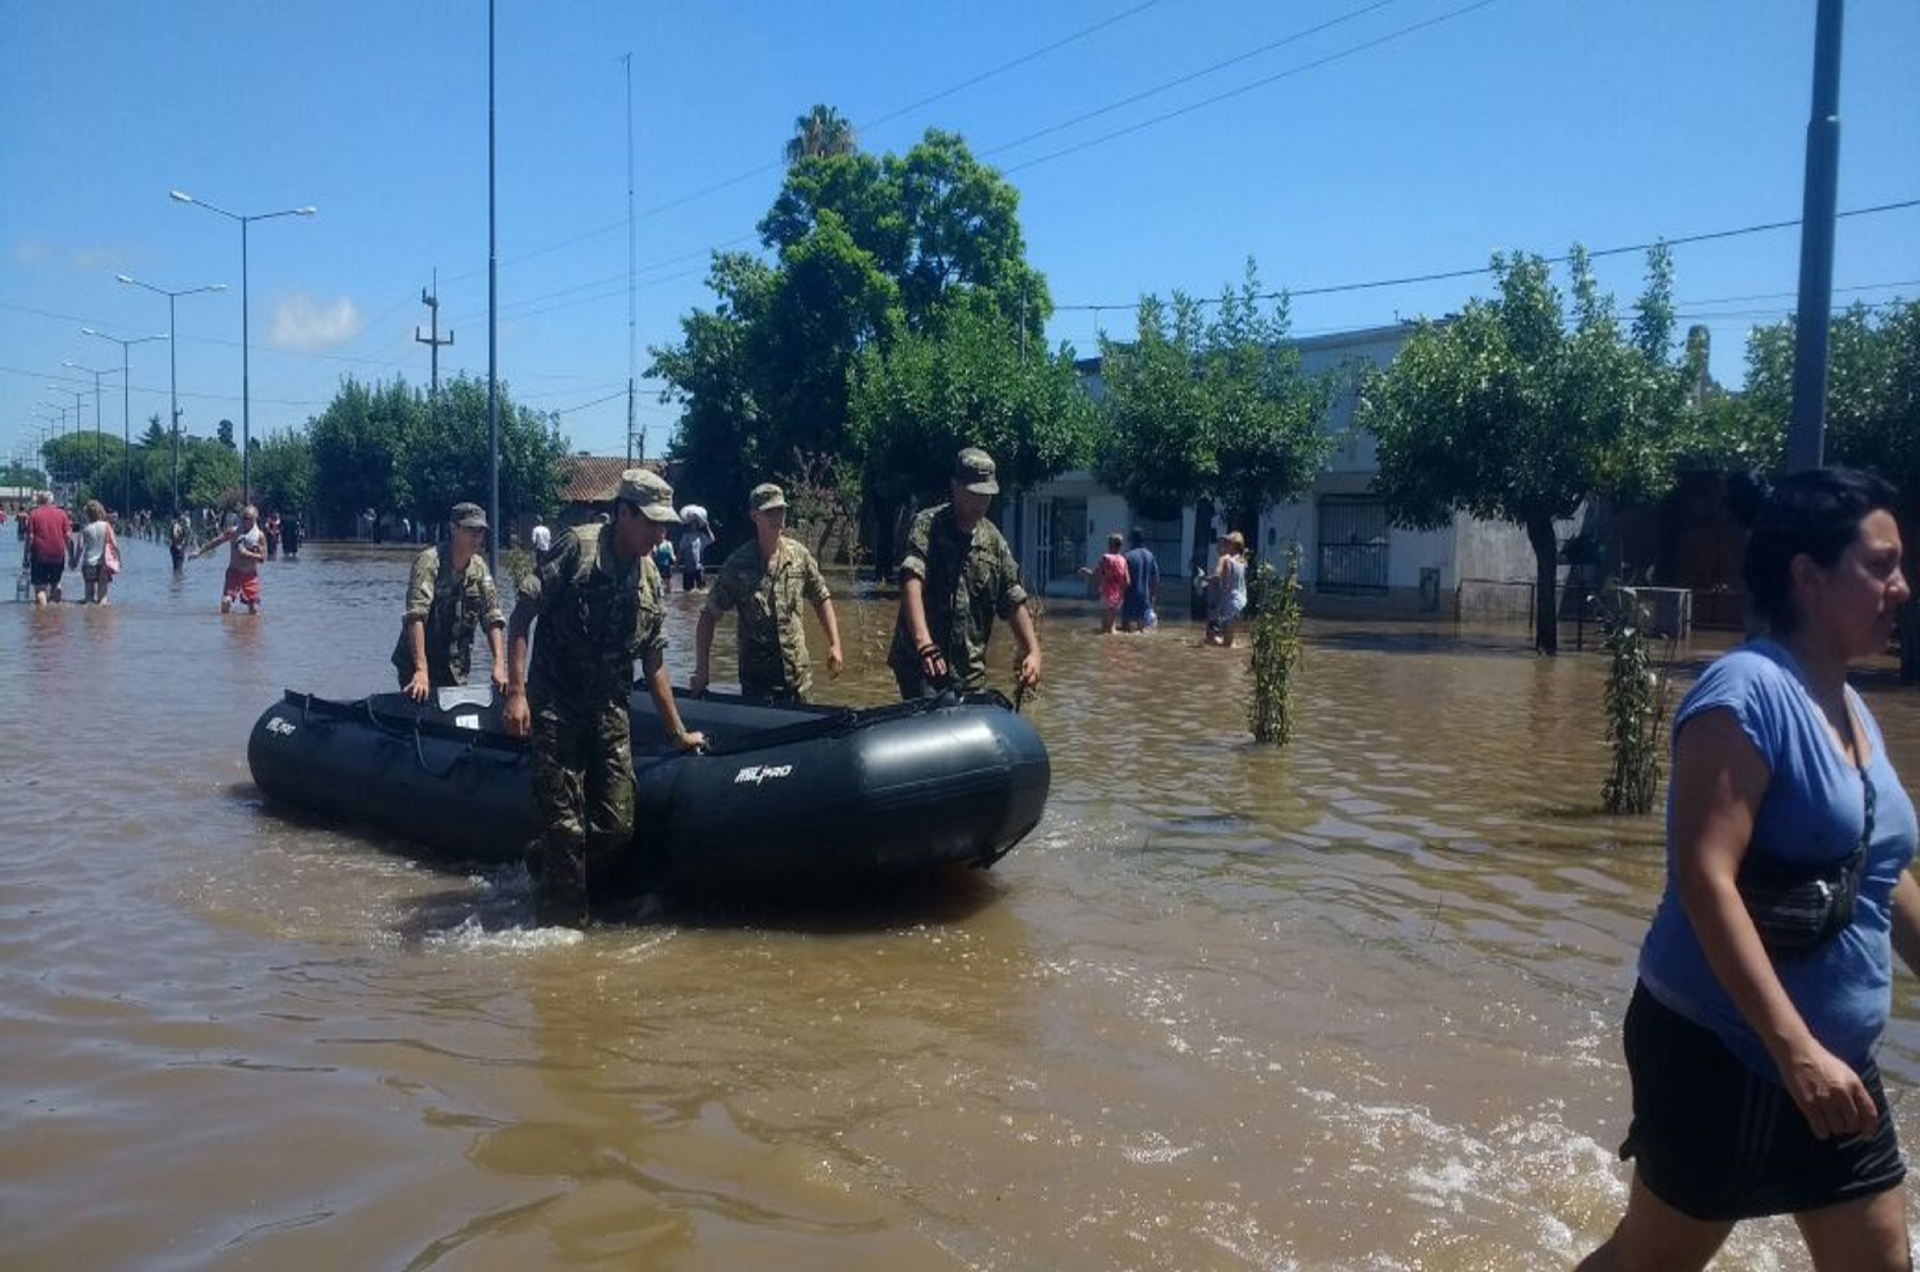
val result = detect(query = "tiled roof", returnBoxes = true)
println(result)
[560,455,661,504]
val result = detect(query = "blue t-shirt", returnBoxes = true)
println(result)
[1122,546,1158,618]
[1638,640,1918,1081]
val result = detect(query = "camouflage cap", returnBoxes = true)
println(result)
[449,501,488,530]
[749,482,787,513]
[618,468,680,524]
[953,447,999,495]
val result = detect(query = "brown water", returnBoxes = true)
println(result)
[6,539,1920,1271]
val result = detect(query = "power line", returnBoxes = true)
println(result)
[1052,198,1920,312]
[1002,0,1501,175]
[982,0,1403,159]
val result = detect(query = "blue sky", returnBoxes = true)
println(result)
[4,0,1916,474]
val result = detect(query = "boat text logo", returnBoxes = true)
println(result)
[733,763,794,786]
[266,718,298,736]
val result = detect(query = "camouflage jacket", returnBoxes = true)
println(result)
[390,545,505,686]
[517,523,665,708]
[887,503,1029,691]
[705,536,831,698]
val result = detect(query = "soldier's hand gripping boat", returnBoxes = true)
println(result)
[247,684,1051,892]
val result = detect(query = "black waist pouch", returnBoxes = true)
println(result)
[1736,845,1865,959]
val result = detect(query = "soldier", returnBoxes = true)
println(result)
[391,502,507,701]
[690,482,843,702]
[888,447,1043,700]
[502,469,706,924]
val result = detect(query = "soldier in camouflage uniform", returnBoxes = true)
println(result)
[690,483,843,702]
[502,470,705,924]
[392,501,507,700]
[888,447,1043,699]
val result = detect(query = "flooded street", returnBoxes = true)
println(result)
[7,538,1920,1271]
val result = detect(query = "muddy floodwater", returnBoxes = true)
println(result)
[6,538,1920,1270]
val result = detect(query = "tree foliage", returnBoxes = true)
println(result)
[305,374,568,536]
[1098,261,1338,534]
[1361,247,1691,653]
[784,104,856,164]
[850,305,1098,511]
[654,125,1063,551]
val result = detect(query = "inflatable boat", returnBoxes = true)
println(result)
[247,684,1051,891]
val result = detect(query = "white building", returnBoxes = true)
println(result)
[1014,323,1543,621]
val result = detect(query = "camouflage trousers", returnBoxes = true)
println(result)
[528,697,633,921]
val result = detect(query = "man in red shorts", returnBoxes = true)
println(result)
[22,491,71,606]
[192,504,267,613]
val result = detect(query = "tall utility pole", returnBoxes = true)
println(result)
[118,274,227,516]
[624,52,640,464]
[415,269,455,397]
[1787,0,1845,473]
[486,0,500,568]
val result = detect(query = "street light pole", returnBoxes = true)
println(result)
[82,328,168,516]
[169,190,316,507]
[62,360,121,478]
[118,275,226,516]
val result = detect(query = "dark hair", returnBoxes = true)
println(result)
[1734,467,1900,633]
[1130,527,1146,547]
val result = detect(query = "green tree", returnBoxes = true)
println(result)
[216,418,236,449]
[784,104,857,164]
[408,374,569,533]
[1361,248,1688,653]
[252,429,317,516]
[656,126,1050,546]
[850,305,1098,562]
[138,414,168,449]
[177,436,242,510]
[1099,261,1338,539]
[307,378,417,532]
[1,461,47,487]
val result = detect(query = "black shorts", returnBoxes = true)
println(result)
[29,559,62,588]
[1620,981,1905,1221]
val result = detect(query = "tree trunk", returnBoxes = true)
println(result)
[1526,511,1560,655]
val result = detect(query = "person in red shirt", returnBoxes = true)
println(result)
[22,491,72,606]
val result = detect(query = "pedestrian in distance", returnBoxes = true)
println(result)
[530,516,552,560]
[1204,531,1248,647]
[392,502,507,703]
[77,499,120,605]
[1078,531,1130,634]
[22,490,70,606]
[691,482,843,702]
[501,469,705,926]
[193,504,267,614]
[678,515,711,593]
[1120,528,1161,632]
[651,535,675,593]
[169,514,190,573]
[1578,468,1917,1272]
[888,446,1042,700]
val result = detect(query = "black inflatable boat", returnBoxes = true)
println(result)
[247,685,1051,890]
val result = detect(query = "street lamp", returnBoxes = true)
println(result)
[82,328,169,516]
[45,386,88,464]
[33,408,68,487]
[117,274,226,515]
[170,189,316,506]
[62,360,121,470]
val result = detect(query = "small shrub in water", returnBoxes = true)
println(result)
[1247,547,1304,744]
[1600,590,1673,815]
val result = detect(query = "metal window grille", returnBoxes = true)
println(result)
[1317,497,1389,593]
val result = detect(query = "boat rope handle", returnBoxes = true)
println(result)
[412,722,479,778]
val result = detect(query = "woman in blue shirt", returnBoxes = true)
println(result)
[1581,469,1917,1271]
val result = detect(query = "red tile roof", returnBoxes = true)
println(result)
[560,455,662,504]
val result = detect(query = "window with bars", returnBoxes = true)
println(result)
[1317,497,1390,593]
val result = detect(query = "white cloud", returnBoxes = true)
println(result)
[13,240,53,265]
[68,246,131,271]
[271,293,364,351]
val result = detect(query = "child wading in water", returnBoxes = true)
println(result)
[1080,532,1131,634]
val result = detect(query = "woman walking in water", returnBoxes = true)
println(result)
[1579,468,1918,1271]
[1205,531,1247,647]
[77,500,119,605]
